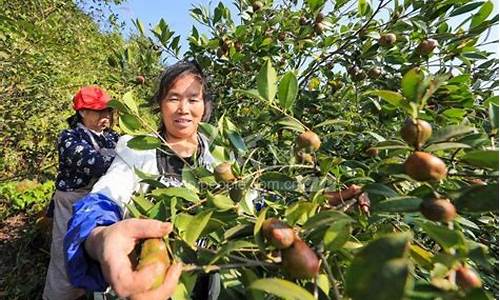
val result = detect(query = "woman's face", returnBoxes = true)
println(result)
[160,73,205,140]
[80,108,113,132]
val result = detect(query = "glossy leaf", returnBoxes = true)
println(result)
[127,135,161,150]
[249,278,315,300]
[455,184,499,212]
[277,71,298,111]
[256,59,277,102]
[462,150,499,170]
[401,67,425,102]
[183,210,213,247]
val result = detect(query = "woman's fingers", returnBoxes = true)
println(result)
[122,218,173,239]
[129,262,183,300]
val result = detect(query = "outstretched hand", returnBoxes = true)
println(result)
[85,218,182,299]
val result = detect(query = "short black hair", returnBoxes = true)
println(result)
[153,60,213,122]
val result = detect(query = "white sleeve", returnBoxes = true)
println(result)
[91,135,158,209]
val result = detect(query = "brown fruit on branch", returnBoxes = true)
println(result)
[324,184,362,206]
[137,238,170,290]
[295,150,315,165]
[365,147,379,157]
[252,1,264,11]
[314,22,326,34]
[296,131,321,151]
[348,66,366,81]
[282,239,320,279]
[368,67,382,79]
[404,152,447,181]
[135,75,145,85]
[416,38,439,55]
[315,13,325,23]
[379,33,397,47]
[262,218,295,249]
[299,16,308,26]
[456,266,482,289]
[400,118,432,148]
[214,162,236,183]
[419,198,456,222]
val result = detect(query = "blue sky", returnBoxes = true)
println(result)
[96,1,498,58]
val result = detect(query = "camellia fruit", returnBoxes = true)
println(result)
[400,118,432,148]
[419,198,456,222]
[368,67,382,79]
[135,75,145,85]
[262,218,295,249]
[456,266,482,289]
[296,131,321,151]
[365,147,379,157]
[324,184,362,206]
[282,238,320,279]
[416,38,439,55]
[379,33,396,47]
[295,150,314,165]
[252,0,264,11]
[214,162,236,183]
[137,238,170,290]
[404,152,447,181]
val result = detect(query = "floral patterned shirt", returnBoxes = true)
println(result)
[55,126,119,191]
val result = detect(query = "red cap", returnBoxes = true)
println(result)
[72,86,111,111]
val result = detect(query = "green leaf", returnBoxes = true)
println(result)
[127,135,161,150]
[249,278,315,300]
[256,59,277,102]
[119,113,143,134]
[489,102,499,129]
[259,172,297,191]
[346,232,412,300]
[442,108,466,119]
[470,1,493,28]
[358,0,371,16]
[462,150,499,170]
[455,184,499,212]
[183,210,213,247]
[364,90,404,107]
[277,117,306,132]
[107,99,128,112]
[199,122,219,141]
[122,91,138,114]
[303,210,352,231]
[152,187,200,203]
[234,88,266,102]
[364,183,399,197]
[374,196,422,212]
[419,222,466,251]
[428,125,476,143]
[314,119,349,128]
[254,207,268,252]
[132,194,154,214]
[423,142,471,152]
[401,67,425,102]
[207,193,235,211]
[450,2,486,17]
[306,0,326,11]
[286,201,318,225]
[324,219,352,250]
[277,72,298,111]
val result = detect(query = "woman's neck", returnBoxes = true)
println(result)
[164,133,198,158]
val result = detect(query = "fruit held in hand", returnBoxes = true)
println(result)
[214,162,236,183]
[137,238,170,290]
[400,118,432,148]
[262,218,295,249]
[296,131,321,151]
[404,152,447,181]
[416,38,439,55]
[282,239,320,279]
[379,33,396,47]
[456,266,482,289]
[420,198,456,222]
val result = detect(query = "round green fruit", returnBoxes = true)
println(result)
[137,238,170,290]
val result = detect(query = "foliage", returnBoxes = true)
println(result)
[0,179,54,216]
[108,0,499,299]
